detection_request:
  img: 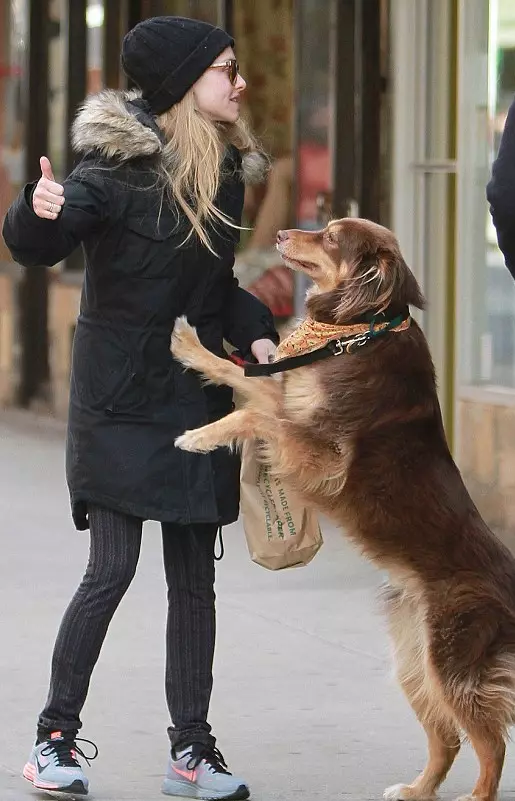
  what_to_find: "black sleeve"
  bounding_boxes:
[487,96,515,280]
[222,277,279,358]
[2,168,110,268]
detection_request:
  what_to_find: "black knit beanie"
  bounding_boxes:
[121,16,235,115]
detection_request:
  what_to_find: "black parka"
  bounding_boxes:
[487,95,515,281]
[2,90,278,530]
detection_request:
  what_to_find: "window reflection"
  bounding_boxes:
[295,0,332,229]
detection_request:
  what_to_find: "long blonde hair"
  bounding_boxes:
[156,90,264,254]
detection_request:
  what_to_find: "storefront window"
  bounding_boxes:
[459,0,515,388]
[0,0,28,260]
[295,0,332,230]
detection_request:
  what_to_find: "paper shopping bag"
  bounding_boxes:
[240,441,323,570]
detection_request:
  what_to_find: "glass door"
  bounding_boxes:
[390,0,458,439]
[293,0,385,314]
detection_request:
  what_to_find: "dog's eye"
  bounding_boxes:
[325,231,339,246]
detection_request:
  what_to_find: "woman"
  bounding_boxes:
[3,16,278,801]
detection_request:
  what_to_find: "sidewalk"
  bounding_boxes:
[0,410,513,800]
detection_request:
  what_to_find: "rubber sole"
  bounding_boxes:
[23,764,88,798]
[35,789,87,801]
[162,777,250,800]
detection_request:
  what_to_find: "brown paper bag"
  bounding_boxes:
[240,441,323,570]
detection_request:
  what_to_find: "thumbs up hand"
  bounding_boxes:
[32,156,65,219]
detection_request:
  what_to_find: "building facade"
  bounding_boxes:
[0,0,514,530]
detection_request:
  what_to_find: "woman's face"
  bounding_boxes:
[193,47,246,124]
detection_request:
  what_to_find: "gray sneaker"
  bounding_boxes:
[23,731,98,797]
[162,743,250,800]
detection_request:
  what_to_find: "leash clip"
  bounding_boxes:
[345,334,370,354]
[330,333,369,356]
[331,338,345,356]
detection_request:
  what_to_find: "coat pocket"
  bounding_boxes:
[71,322,151,416]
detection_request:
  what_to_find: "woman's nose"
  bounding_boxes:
[277,230,289,243]
[235,73,246,92]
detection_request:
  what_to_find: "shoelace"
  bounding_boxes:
[41,737,99,768]
[184,746,231,775]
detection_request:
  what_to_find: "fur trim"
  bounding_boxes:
[72,88,268,180]
[72,89,162,162]
[241,151,269,185]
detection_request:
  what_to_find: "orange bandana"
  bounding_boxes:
[275,315,411,359]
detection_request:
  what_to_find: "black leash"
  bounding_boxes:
[244,307,410,377]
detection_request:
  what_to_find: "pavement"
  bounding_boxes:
[1,409,515,800]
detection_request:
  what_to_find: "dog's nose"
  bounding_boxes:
[276,230,289,243]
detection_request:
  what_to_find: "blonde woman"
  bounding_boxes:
[3,16,277,800]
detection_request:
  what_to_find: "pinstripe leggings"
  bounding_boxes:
[38,505,217,750]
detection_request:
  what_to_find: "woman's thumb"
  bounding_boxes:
[40,156,55,181]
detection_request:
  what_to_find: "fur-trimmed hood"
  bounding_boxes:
[71,89,267,184]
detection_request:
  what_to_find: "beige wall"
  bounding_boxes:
[0,272,16,405]
[0,270,81,418]
[48,278,81,419]
[458,391,515,531]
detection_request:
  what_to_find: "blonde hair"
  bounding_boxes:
[156,90,263,254]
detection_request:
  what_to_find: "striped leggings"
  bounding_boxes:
[38,505,218,750]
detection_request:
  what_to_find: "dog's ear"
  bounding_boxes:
[332,251,426,322]
[373,251,426,313]
[395,257,426,311]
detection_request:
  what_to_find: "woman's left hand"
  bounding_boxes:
[250,338,277,365]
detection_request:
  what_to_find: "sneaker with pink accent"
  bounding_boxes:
[23,731,98,797]
[162,743,249,800]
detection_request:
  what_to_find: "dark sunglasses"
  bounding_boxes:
[209,58,239,85]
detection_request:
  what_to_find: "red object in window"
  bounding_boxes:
[247,265,294,318]
[0,64,22,78]
[297,141,330,223]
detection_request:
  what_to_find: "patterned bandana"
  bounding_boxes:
[275,315,411,359]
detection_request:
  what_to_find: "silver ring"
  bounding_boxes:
[49,202,57,214]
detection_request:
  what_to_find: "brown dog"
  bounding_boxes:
[171,217,515,801]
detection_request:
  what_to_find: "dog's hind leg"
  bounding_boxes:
[452,727,505,801]
[384,720,460,801]
[429,610,514,801]
[442,658,512,801]
[383,589,461,801]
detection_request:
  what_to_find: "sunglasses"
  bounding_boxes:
[209,58,239,86]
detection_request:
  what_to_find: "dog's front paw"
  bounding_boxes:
[383,784,437,801]
[175,429,211,453]
[170,316,203,369]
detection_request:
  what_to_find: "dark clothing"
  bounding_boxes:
[39,506,218,750]
[2,91,277,529]
[487,95,515,280]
